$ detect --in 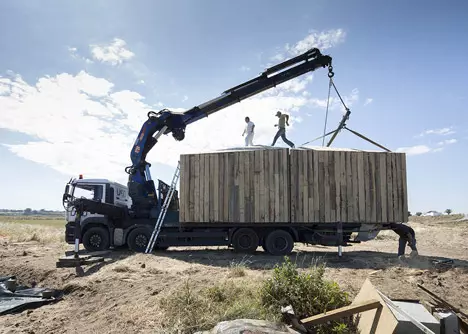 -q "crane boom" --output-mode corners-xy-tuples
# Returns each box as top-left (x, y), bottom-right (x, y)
(126, 47), (332, 216)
